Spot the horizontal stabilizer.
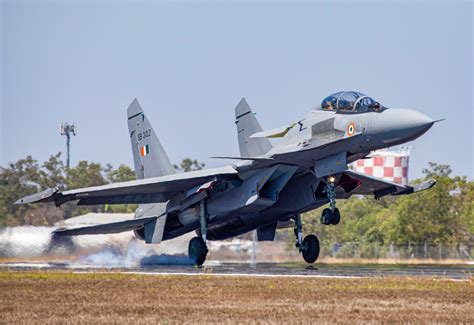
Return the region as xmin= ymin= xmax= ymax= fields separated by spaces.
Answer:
xmin=53 ymin=216 xmax=157 ymax=237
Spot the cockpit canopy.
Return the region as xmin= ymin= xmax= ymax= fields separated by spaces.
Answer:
xmin=320 ymin=91 xmax=386 ymax=113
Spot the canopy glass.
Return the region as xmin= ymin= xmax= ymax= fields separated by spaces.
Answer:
xmin=320 ymin=91 xmax=386 ymax=113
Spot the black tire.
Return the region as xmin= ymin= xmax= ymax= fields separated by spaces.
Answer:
xmin=188 ymin=237 xmax=208 ymax=266
xmin=320 ymin=208 xmax=332 ymax=225
xmin=301 ymin=234 xmax=320 ymax=263
xmin=331 ymin=208 xmax=341 ymax=225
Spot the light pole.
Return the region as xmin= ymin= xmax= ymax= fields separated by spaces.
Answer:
xmin=60 ymin=122 xmax=77 ymax=169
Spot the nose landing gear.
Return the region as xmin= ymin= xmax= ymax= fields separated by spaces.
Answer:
xmin=320 ymin=176 xmax=341 ymax=225
xmin=321 ymin=208 xmax=340 ymax=225
xmin=294 ymin=213 xmax=320 ymax=263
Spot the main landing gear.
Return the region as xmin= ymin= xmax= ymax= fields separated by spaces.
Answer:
xmin=188 ymin=200 xmax=209 ymax=266
xmin=320 ymin=176 xmax=340 ymax=226
xmin=188 ymin=237 xmax=208 ymax=266
xmin=294 ymin=213 xmax=320 ymax=263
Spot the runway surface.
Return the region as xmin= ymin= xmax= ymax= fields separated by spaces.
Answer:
xmin=1 ymin=261 xmax=473 ymax=280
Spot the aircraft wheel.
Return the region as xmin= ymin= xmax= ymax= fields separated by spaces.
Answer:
xmin=320 ymin=208 xmax=332 ymax=225
xmin=301 ymin=234 xmax=320 ymax=263
xmin=331 ymin=208 xmax=341 ymax=225
xmin=188 ymin=237 xmax=208 ymax=266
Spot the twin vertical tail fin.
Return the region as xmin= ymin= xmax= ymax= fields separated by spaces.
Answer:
xmin=234 ymin=98 xmax=272 ymax=157
xmin=128 ymin=97 xmax=270 ymax=180
xmin=127 ymin=99 xmax=176 ymax=180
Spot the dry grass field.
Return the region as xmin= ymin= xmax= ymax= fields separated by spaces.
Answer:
xmin=1 ymin=271 xmax=473 ymax=323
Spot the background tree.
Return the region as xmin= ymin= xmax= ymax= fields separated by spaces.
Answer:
xmin=103 ymin=164 xmax=137 ymax=213
xmin=174 ymin=158 xmax=205 ymax=172
xmin=38 ymin=152 xmax=66 ymax=190
xmin=105 ymin=164 xmax=136 ymax=183
xmin=0 ymin=156 xmax=208 ymax=226
xmin=0 ymin=155 xmax=65 ymax=226
xmin=0 ymin=156 xmax=42 ymax=226
xmin=389 ymin=164 xmax=459 ymax=246
xmin=285 ymin=162 xmax=473 ymax=258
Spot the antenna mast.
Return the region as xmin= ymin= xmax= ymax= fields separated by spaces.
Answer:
xmin=60 ymin=122 xmax=77 ymax=168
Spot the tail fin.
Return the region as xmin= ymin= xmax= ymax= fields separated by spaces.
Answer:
xmin=127 ymin=99 xmax=176 ymax=179
xmin=235 ymin=98 xmax=272 ymax=157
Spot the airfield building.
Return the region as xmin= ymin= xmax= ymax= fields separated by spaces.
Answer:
xmin=352 ymin=147 xmax=411 ymax=185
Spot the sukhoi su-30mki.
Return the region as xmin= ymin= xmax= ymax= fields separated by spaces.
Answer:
xmin=16 ymin=91 xmax=439 ymax=265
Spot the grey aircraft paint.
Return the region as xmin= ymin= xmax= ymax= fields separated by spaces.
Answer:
xmin=235 ymin=98 xmax=272 ymax=157
xmin=16 ymin=91 xmax=439 ymax=264
xmin=127 ymin=98 xmax=176 ymax=179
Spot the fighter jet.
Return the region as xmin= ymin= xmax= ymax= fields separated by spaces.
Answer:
xmin=16 ymin=91 xmax=438 ymax=265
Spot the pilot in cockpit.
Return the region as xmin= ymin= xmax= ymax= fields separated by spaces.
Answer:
xmin=371 ymin=101 xmax=382 ymax=112
xmin=324 ymin=100 xmax=334 ymax=111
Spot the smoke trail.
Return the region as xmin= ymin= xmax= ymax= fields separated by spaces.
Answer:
xmin=0 ymin=225 xmax=193 ymax=267
xmin=0 ymin=226 xmax=54 ymax=258
xmin=75 ymin=239 xmax=193 ymax=267
xmin=75 ymin=245 xmax=129 ymax=268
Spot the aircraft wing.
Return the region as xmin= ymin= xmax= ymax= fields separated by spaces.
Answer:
xmin=15 ymin=166 xmax=239 ymax=206
xmin=342 ymin=170 xmax=436 ymax=199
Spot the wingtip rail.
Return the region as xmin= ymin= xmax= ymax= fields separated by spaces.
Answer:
xmin=412 ymin=179 xmax=437 ymax=193
xmin=14 ymin=187 xmax=60 ymax=205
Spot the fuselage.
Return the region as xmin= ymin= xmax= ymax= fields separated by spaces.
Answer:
xmin=137 ymin=92 xmax=435 ymax=242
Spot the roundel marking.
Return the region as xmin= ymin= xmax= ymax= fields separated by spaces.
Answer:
xmin=347 ymin=122 xmax=356 ymax=136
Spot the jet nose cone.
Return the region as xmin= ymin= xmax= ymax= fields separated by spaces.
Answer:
xmin=375 ymin=108 xmax=434 ymax=145
xmin=398 ymin=108 xmax=434 ymax=130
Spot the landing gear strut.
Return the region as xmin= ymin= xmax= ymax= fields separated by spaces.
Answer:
xmin=320 ymin=176 xmax=341 ymax=226
xmin=294 ymin=213 xmax=320 ymax=263
xmin=188 ymin=200 xmax=209 ymax=266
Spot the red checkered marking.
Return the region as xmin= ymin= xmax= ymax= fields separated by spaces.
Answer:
xmin=373 ymin=156 xmax=384 ymax=166
xmin=384 ymin=167 xmax=394 ymax=177
xmin=352 ymin=153 xmax=410 ymax=185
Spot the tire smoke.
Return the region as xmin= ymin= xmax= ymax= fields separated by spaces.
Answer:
xmin=0 ymin=226 xmax=193 ymax=267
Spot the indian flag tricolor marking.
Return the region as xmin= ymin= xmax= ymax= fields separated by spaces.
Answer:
xmin=140 ymin=144 xmax=150 ymax=157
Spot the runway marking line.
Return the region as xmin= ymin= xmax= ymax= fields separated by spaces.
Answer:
xmin=70 ymin=270 xmax=470 ymax=281
xmin=1 ymin=263 xmax=471 ymax=281
xmin=73 ymin=270 xmax=363 ymax=279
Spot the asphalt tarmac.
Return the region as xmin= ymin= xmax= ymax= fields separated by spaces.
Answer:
xmin=1 ymin=261 xmax=472 ymax=280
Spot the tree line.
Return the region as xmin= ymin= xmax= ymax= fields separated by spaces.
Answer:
xmin=0 ymin=153 xmax=204 ymax=227
xmin=296 ymin=163 xmax=473 ymax=258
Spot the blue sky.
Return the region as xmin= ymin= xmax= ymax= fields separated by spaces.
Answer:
xmin=1 ymin=1 xmax=473 ymax=179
